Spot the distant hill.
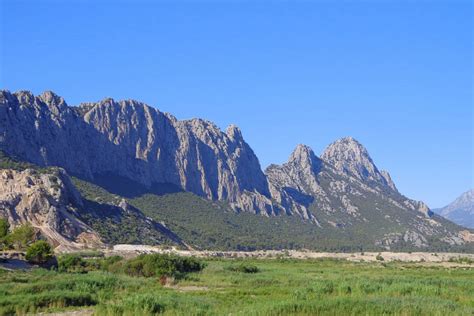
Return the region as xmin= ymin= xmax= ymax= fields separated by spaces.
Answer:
xmin=434 ymin=190 xmax=474 ymax=229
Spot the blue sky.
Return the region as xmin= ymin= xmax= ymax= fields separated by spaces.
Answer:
xmin=0 ymin=0 xmax=472 ymax=207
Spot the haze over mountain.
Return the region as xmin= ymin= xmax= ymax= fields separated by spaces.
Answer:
xmin=0 ymin=90 xmax=473 ymax=251
xmin=434 ymin=190 xmax=474 ymax=229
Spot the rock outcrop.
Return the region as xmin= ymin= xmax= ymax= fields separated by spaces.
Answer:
xmin=0 ymin=168 xmax=101 ymax=250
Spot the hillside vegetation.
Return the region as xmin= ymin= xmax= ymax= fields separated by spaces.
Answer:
xmin=72 ymin=176 xmax=474 ymax=252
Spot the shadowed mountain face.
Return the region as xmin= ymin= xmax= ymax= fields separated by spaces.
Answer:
xmin=0 ymin=90 xmax=472 ymax=250
xmin=435 ymin=190 xmax=474 ymax=229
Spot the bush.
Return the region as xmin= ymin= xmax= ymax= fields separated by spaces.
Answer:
xmin=99 ymin=256 xmax=123 ymax=271
xmin=7 ymin=224 xmax=36 ymax=250
xmin=56 ymin=253 xmax=204 ymax=278
xmin=26 ymin=240 xmax=53 ymax=264
xmin=448 ymin=257 xmax=474 ymax=264
xmin=121 ymin=254 xmax=206 ymax=278
xmin=226 ymin=263 xmax=260 ymax=273
xmin=376 ymin=254 xmax=384 ymax=261
xmin=0 ymin=218 xmax=9 ymax=239
xmin=58 ymin=254 xmax=89 ymax=273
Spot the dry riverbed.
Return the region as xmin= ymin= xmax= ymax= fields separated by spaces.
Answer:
xmin=99 ymin=244 xmax=474 ymax=266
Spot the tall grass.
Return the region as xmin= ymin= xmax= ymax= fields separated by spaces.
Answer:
xmin=0 ymin=259 xmax=472 ymax=315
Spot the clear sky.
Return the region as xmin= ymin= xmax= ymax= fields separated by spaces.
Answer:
xmin=0 ymin=0 xmax=472 ymax=208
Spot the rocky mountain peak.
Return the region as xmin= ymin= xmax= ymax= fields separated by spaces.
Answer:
xmin=288 ymin=144 xmax=319 ymax=167
xmin=437 ymin=189 xmax=474 ymax=228
xmin=453 ymin=189 xmax=474 ymax=205
xmin=100 ymin=97 xmax=116 ymax=105
xmin=321 ymin=137 xmax=396 ymax=191
xmin=39 ymin=90 xmax=65 ymax=106
xmin=226 ymin=124 xmax=243 ymax=141
xmin=321 ymin=136 xmax=374 ymax=176
xmin=441 ymin=189 xmax=474 ymax=216
xmin=321 ymin=137 xmax=370 ymax=163
xmin=39 ymin=91 xmax=68 ymax=115
xmin=14 ymin=90 xmax=35 ymax=105
xmin=0 ymin=90 xmax=14 ymax=104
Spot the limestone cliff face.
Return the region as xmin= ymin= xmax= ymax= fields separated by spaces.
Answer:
xmin=265 ymin=142 xmax=461 ymax=249
xmin=0 ymin=91 xmax=91 ymax=176
xmin=0 ymin=168 xmax=101 ymax=249
xmin=321 ymin=137 xmax=397 ymax=192
xmin=1 ymin=90 xmax=470 ymax=250
xmin=266 ymin=145 xmax=325 ymax=220
xmin=0 ymin=90 xmax=274 ymax=214
xmin=173 ymin=120 xmax=274 ymax=214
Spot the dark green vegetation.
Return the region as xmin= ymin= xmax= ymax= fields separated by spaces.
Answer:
xmin=71 ymin=176 xmax=474 ymax=252
xmin=72 ymin=177 xmax=182 ymax=246
xmin=25 ymin=241 xmax=53 ymax=264
xmin=75 ymin=176 xmax=376 ymax=251
xmin=0 ymin=258 xmax=473 ymax=315
xmin=225 ymin=263 xmax=260 ymax=273
xmin=120 ymin=254 xmax=205 ymax=278
xmin=0 ymin=219 xmax=8 ymax=240
xmin=0 ymin=223 xmax=36 ymax=251
xmin=448 ymin=256 xmax=474 ymax=264
xmin=0 ymin=151 xmax=37 ymax=171
xmin=57 ymin=253 xmax=205 ymax=279
xmin=0 ymin=150 xmax=55 ymax=174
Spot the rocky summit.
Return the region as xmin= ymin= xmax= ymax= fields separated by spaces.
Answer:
xmin=0 ymin=90 xmax=473 ymax=251
xmin=435 ymin=189 xmax=474 ymax=229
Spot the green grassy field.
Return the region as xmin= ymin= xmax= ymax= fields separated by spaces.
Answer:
xmin=1 ymin=258 xmax=473 ymax=315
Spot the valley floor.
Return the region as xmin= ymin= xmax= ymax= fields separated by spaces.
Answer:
xmin=1 ymin=256 xmax=473 ymax=315
xmin=109 ymin=245 xmax=474 ymax=265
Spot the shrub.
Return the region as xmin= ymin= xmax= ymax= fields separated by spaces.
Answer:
xmin=26 ymin=240 xmax=53 ymax=264
xmin=226 ymin=263 xmax=260 ymax=273
xmin=448 ymin=257 xmax=474 ymax=264
xmin=0 ymin=218 xmax=9 ymax=239
xmin=58 ymin=254 xmax=89 ymax=273
xmin=121 ymin=254 xmax=205 ymax=278
xmin=376 ymin=254 xmax=384 ymax=261
xmin=7 ymin=224 xmax=36 ymax=250
xmin=99 ymin=256 xmax=123 ymax=271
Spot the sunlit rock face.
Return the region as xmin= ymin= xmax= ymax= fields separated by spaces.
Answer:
xmin=1 ymin=89 xmax=470 ymax=250
xmin=321 ymin=137 xmax=397 ymax=192
xmin=0 ymin=90 xmax=274 ymax=214
xmin=435 ymin=189 xmax=474 ymax=229
xmin=0 ymin=168 xmax=101 ymax=249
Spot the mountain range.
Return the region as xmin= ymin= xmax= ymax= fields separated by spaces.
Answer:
xmin=434 ymin=190 xmax=474 ymax=229
xmin=0 ymin=90 xmax=473 ymax=252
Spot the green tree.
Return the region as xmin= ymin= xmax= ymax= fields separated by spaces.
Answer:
xmin=26 ymin=240 xmax=53 ymax=264
xmin=0 ymin=218 xmax=9 ymax=239
xmin=8 ymin=223 xmax=35 ymax=250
